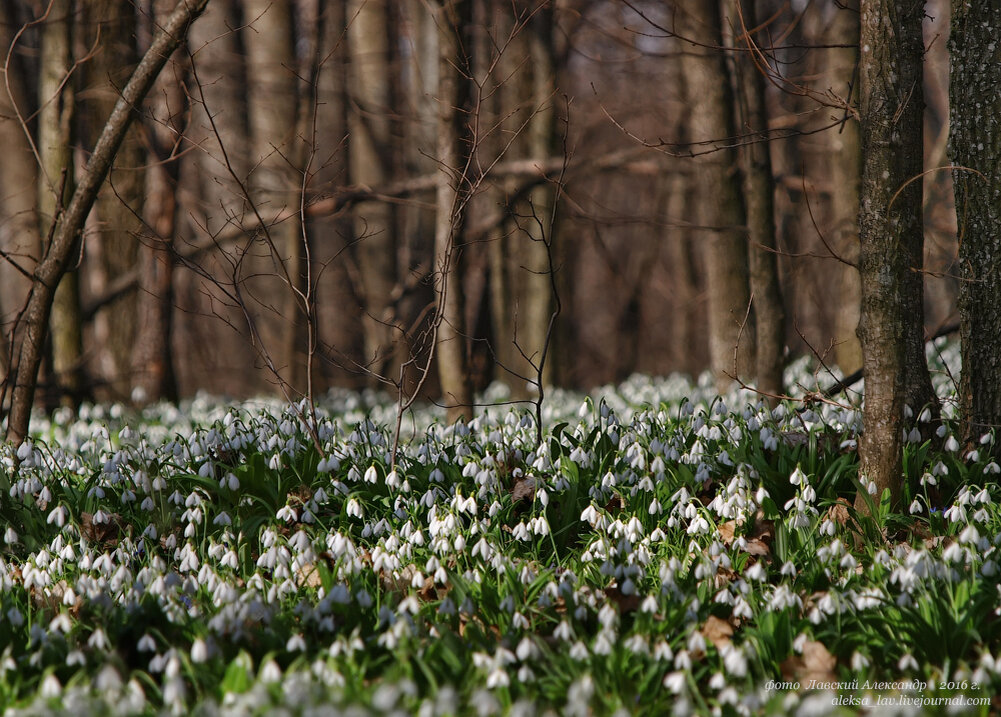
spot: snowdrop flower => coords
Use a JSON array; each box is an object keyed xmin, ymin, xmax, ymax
[
  {"xmin": 554, "ymin": 620, "xmax": 574, "ymax": 641},
  {"xmin": 39, "ymin": 674, "xmax": 62, "ymax": 699},
  {"xmin": 259, "ymin": 659, "xmax": 282, "ymax": 683},
  {"xmin": 674, "ymin": 649, "xmax": 693, "ymax": 671},
  {"xmin": 569, "ymin": 641, "xmax": 589, "ymax": 660},
  {"xmin": 898, "ymin": 653, "xmax": 919, "ymax": 671},
  {"xmin": 346, "ymin": 498, "xmax": 364, "ymax": 519},
  {"xmin": 190, "ymin": 638, "xmax": 209, "ymax": 663},
  {"xmin": 88, "ymin": 628, "xmax": 111, "ymax": 651},
  {"xmin": 664, "ymin": 671, "xmax": 686, "ymax": 694},
  {"xmin": 652, "ymin": 640, "xmax": 674, "ymax": 662},
  {"xmin": 624, "ymin": 634, "xmax": 648, "ymax": 656},
  {"xmin": 7, "ymin": 607, "xmax": 25, "ymax": 628},
  {"xmin": 47, "ymin": 505, "xmax": 68, "ymax": 527},
  {"xmin": 686, "ymin": 631, "xmax": 706, "ymax": 655},
  {"xmin": 722, "ymin": 644, "xmax": 748, "ymax": 678},
  {"xmin": 592, "ymin": 630, "xmax": 614, "ymax": 655},
  {"xmin": 945, "ymin": 435, "xmax": 960, "ymax": 452}
]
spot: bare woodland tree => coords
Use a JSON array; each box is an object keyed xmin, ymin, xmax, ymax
[
  {"xmin": 856, "ymin": 0, "xmax": 935, "ymax": 510},
  {"xmin": 5, "ymin": 0, "xmax": 210, "ymax": 444},
  {"xmin": 0, "ymin": 0, "xmax": 983, "ymax": 487},
  {"xmin": 950, "ymin": 2, "xmax": 1001, "ymax": 453},
  {"xmin": 86, "ymin": 0, "xmax": 145, "ymax": 400},
  {"xmin": 676, "ymin": 1, "xmax": 755, "ymax": 391},
  {"xmin": 38, "ymin": 0, "xmax": 84, "ymax": 407},
  {"xmin": 732, "ymin": 0, "xmax": 784, "ymax": 400},
  {"xmin": 131, "ymin": 0, "xmax": 186, "ymax": 404}
]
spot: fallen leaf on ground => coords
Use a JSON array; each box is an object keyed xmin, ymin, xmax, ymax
[{"xmin": 700, "ymin": 615, "xmax": 733, "ymax": 649}]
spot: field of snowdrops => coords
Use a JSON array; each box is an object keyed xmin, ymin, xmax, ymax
[{"xmin": 2, "ymin": 342, "xmax": 1001, "ymax": 715}]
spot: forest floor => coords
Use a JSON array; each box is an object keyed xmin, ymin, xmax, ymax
[{"xmin": 1, "ymin": 340, "xmax": 999, "ymax": 715}]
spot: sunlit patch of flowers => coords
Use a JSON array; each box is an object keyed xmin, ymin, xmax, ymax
[{"xmin": 1, "ymin": 345, "xmax": 1000, "ymax": 713}]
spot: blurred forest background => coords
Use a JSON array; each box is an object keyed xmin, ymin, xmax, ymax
[{"xmin": 0, "ymin": 0, "xmax": 959, "ymax": 414}]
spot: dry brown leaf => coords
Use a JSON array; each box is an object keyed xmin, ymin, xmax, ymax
[
  {"xmin": 700, "ymin": 615, "xmax": 734, "ymax": 649},
  {"xmin": 825, "ymin": 498, "xmax": 852, "ymax": 528},
  {"xmin": 718, "ymin": 520, "xmax": 737, "ymax": 545},
  {"xmin": 744, "ymin": 538, "xmax": 770, "ymax": 557},
  {"xmin": 605, "ymin": 585, "xmax": 642, "ymax": 613},
  {"xmin": 80, "ymin": 511, "xmax": 122, "ymax": 545},
  {"xmin": 604, "ymin": 494, "xmax": 626, "ymax": 513},
  {"xmin": 782, "ymin": 640, "xmax": 837, "ymax": 684},
  {"xmin": 714, "ymin": 566, "xmax": 737, "ymax": 589},
  {"xmin": 295, "ymin": 563, "xmax": 323, "ymax": 588},
  {"xmin": 512, "ymin": 477, "xmax": 536, "ymax": 503},
  {"xmin": 802, "ymin": 640, "xmax": 837, "ymax": 681}
]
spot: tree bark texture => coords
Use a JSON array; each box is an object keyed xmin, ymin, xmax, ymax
[
  {"xmin": 132, "ymin": 0, "xmax": 186, "ymax": 404},
  {"xmin": 507, "ymin": 7, "xmax": 558, "ymax": 396},
  {"xmin": 677, "ymin": 1, "xmax": 755, "ymax": 391},
  {"xmin": 243, "ymin": 0, "xmax": 307, "ymax": 394},
  {"xmin": 6, "ymin": 0, "xmax": 211, "ymax": 445},
  {"xmin": 824, "ymin": 3, "xmax": 865, "ymax": 375},
  {"xmin": 347, "ymin": 0, "xmax": 399, "ymax": 383},
  {"xmin": 87, "ymin": 0, "xmax": 146, "ymax": 400},
  {"xmin": 0, "ymin": 3, "xmax": 42, "ymax": 380},
  {"xmin": 434, "ymin": 0, "xmax": 474, "ymax": 422},
  {"xmin": 950, "ymin": 2, "xmax": 1001, "ymax": 450},
  {"xmin": 734, "ymin": 0, "xmax": 785, "ymax": 400},
  {"xmin": 38, "ymin": 0, "xmax": 84, "ymax": 406},
  {"xmin": 856, "ymin": 0, "xmax": 931, "ymax": 510}
]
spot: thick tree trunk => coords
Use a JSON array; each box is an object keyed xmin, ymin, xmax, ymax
[
  {"xmin": 86, "ymin": 0, "xmax": 145, "ymax": 400},
  {"xmin": 434, "ymin": 0, "xmax": 473, "ymax": 422},
  {"xmin": 677, "ymin": 1, "xmax": 754, "ymax": 391},
  {"xmin": 734, "ymin": 0, "xmax": 784, "ymax": 400},
  {"xmin": 132, "ymin": 0, "xmax": 185, "ymax": 404},
  {"xmin": 6, "ymin": 0, "xmax": 210, "ymax": 445},
  {"xmin": 347, "ymin": 0, "xmax": 399, "ymax": 383},
  {"xmin": 38, "ymin": 0, "xmax": 84, "ymax": 407},
  {"xmin": 856, "ymin": 0, "xmax": 931, "ymax": 511},
  {"xmin": 950, "ymin": 2, "xmax": 1001, "ymax": 451},
  {"xmin": 243, "ymin": 0, "xmax": 306, "ymax": 394}
]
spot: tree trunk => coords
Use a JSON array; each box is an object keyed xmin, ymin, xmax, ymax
[
  {"xmin": 6, "ymin": 0, "xmax": 211, "ymax": 445},
  {"xmin": 434, "ymin": 0, "xmax": 473, "ymax": 422},
  {"xmin": 86, "ymin": 0, "xmax": 145, "ymax": 400},
  {"xmin": 677, "ymin": 1, "xmax": 754, "ymax": 391},
  {"xmin": 347, "ymin": 0, "xmax": 399, "ymax": 383},
  {"xmin": 243, "ymin": 0, "xmax": 306, "ymax": 394},
  {"xmin": 734, "ymin": 0, "xmax": 784, "ymax": 400},
  {"xmin": 510, "ymin": 7, "xmax": 558, "ymax": 396},
  {"xmin": 825, "ymin": 2, "xmax": 864, "ymax": 375},
  {"xmin": 950, "ymin": 2, "xmax": 1001, "ymax": 451},
  {"xmin": 132, "ymin": 0, "xmax": 185, "ymax": 404},
  {"xmin": 38, "ymin": 0, "xmax": 84, "ymax": 407},
  {"xmin": 856, "ymin": 0, "xmax": 931, "ymax": 511},
  {"xmin": 0, "ymin": 3, "xmax": 42, "ymax": 383}
]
